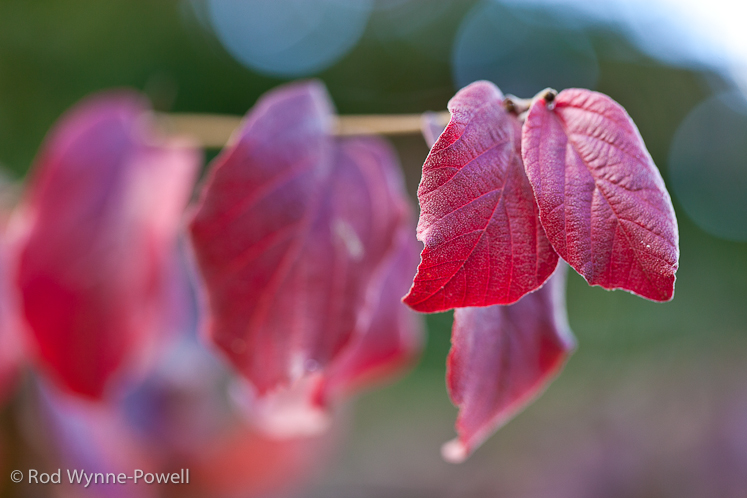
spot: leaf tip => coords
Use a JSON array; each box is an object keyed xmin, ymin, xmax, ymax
[
  {"xmin": 401, "ymin": 293, "xmax": 424, "ymax": 312},
  {"xmin": 441, "ymin": 438, "xmax": 469, "ymax": 464},
  {"xmin": 652, "ymin": 277, "xmax": 676, "ymax": 302},
  {"xmin": 401, "ymin": 290, "xmax": 446, "ymax": 314},
  {"xmin": 230, "ymin": 375, "xmax": 332, "ymax": 439}
]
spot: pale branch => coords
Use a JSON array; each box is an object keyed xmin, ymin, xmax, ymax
[{"xmin": 155, "ymin": 111, "xmax": 451, "ymax": 148}]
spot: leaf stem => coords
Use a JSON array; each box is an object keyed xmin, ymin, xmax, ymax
[
  {"xmin": 503, "ymin": 95, "xmax": 532, "ymax": 115},
  {"xmin": 505, "ymin": 89, "xmax": 558, "ymax": 121},
  {"xmin": 155, "ymin": 111, "xmax": 451, "ymax": 148}
]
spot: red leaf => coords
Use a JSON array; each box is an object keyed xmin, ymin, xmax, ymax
[
  {"xmin": 189, "ymin": 81, "xmax": 412, "ymax": 396},
  {"xmin": 522, "ymin": 89, "xmax": 679, "ymax": 301},
  {"xmin": 404, "ymin": 81, "xmax": 559, "ymax": 312},
  {"xmin": 15, "ymin": 92, "xmax": 199, "ymax": 398},
  {"xmin": 319, "ymin": 220, "xmax": 423, "ymax": 402},
  {"xmin": 443, "ymin": 265, "xmax": 574, "ymax": 463}
]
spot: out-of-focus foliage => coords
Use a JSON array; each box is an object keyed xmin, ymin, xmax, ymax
[{"xmin": 0, "ymin": 0, "xmax": 746, "ymax": 497}]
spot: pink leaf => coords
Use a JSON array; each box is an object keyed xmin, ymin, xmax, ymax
[
  {"xmin": 189, "ymin": 81, "xmax": 413, "ymax": 397},
  {"xmin": 443, "ymin": 265, "xmax": 575, "ymax": 463},
  {"xmin": 15, "ymin": 91, "xmax": 199, "ymax": 398},
  {"xmin": 522, "ymin": 89, "xmax": 679, "ymax": 301},
  {"xmin": 404, "ymin": 81, "xmax": 559, "ymax": 312}
]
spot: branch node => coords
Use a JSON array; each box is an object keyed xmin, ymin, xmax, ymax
[{"xmin": 541, "ymin": 88, "xmax": 558, "ymax": 110}]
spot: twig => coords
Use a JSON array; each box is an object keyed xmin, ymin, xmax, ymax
[{"xmin": 155, "ymin": 112, "xmax": 451, "ymax": 148}]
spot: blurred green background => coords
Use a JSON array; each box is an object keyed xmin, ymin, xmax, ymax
[{"xmin": 1, "ymin": 1, "xmax": 746, "ymax": 496}]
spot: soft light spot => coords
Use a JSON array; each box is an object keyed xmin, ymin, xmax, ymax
[
  {"xmin": 333, "ymin": 218, "xmax": 364, "ymax": 260},
  {"xmin": 441, "ymin": 438, "xmax": 468, "ymax": 464},
  {"xmin": 207, "ymin": 0, "xmax": 372, "ymax": 77}
]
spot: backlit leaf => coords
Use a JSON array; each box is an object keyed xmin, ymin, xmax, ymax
[
  {"xmin": 522, "ymin": 89, "xmax": 679, "ymax": 301},
  {"xmin": 442, "ymin": 265, "xmax": 574, "ymax": 463},
  {"xmin": 404, "ymin": 81, "xmax": 558, "ymax": 312}
]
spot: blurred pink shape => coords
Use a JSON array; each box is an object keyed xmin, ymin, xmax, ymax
[
  {"xmin": 318, "ymin": 220, "xmax": 423, "ymax": 404},
  {"xmin": 13, "ymin": 91, "xmax": 200, "ymax": 399},
  {"xmin": 189, "ymin": 81, "xmax": 422, "ymax": 435},
  {"xmin": 32, "ymin": 334, "xmax": 338, "ymax": 497},
  {"xmin": 31, "ymin": 383, "xmax": 159, "ymax": 498}
]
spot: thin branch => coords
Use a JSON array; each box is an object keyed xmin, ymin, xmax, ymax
[{"xmin": 154, "ymin": 112, "xmax": 451, "ymax": 148}]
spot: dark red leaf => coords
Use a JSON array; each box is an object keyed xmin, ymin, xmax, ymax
[
  {"xmin": 443, "ymin": 265, "xmax": 574, "ymax": 463},
  {"xmin": 15, "ymin": 92, "xmax": 199, "ymax": 398},
  {"xmin": 189, "ymin": 81, "xmax": 412, "ymax": 397},
  {"xmin": 404, "ymin": 81, "xmax": 558, "ymax": 312},
  {"xmin": 522, "ymin": 89, "xmax": 679, "ymax": 301}
]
